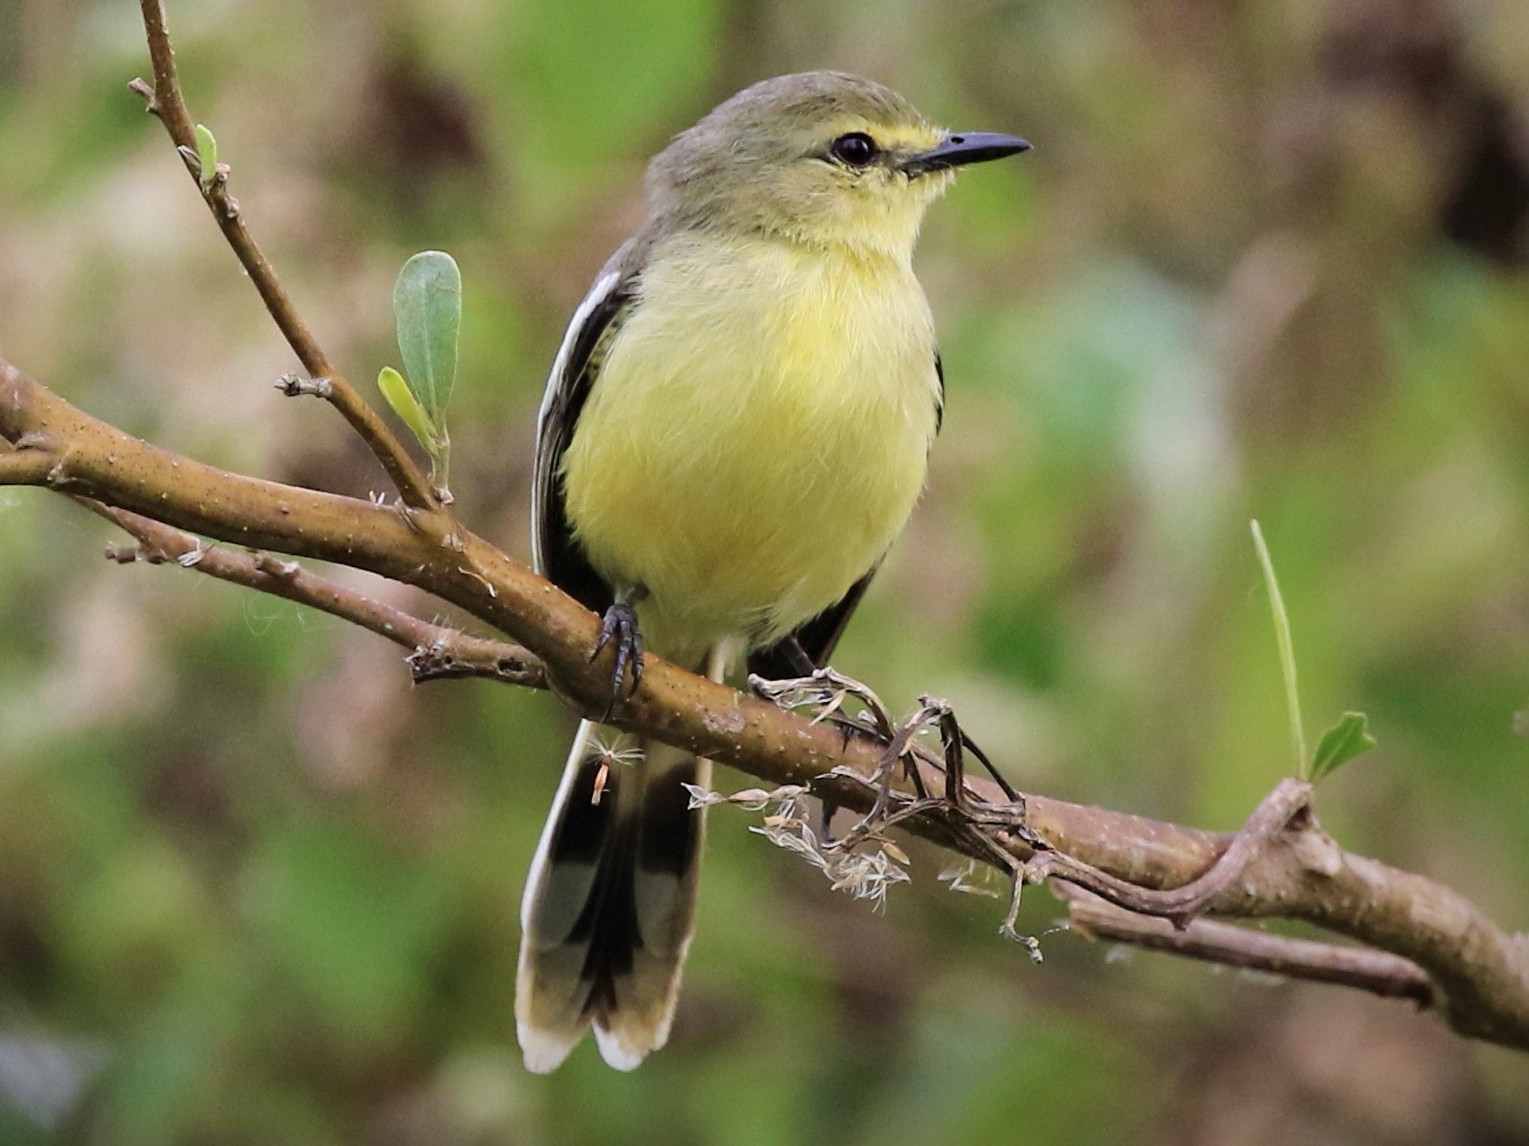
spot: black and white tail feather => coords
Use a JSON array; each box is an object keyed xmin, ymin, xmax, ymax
[{"xmin": 516, "ymin": 720, "xmax": 709, "ymax": 1072}]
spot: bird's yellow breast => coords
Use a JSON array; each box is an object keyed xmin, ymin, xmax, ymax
[{"xmin": 559, "ymin": 230, "xmax": 940, "ymax": 662}]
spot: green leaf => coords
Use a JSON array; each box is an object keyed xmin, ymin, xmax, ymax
[
  {"xmin": 376, "ymin": 366, "xmax": 435, "ymax": 450},
  {"xmin": 1251, "ymin": 520, "xmax": 1307, "ymax": 777},
  {"xmin": 193, "ymin": 122, "xmax": 218, "ymax": 190},
  {"xmin": 1310, "ymin": 712, "xmax": 1377, "ymax": 783},
  {"xmin": 392, "ymin": 251, "xmax": 461, "ymax": 424}
]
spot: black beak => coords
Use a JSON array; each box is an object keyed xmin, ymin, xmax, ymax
[{"xmin": 899, "ymin": 131, "xmax": 1031, "ymax": 176}]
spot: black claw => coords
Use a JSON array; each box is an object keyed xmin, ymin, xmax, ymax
[{"xmin": 591, "ymin": 599, "xmax": 644, "ymax": 715}]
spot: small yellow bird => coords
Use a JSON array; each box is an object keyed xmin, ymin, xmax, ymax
[{"xmin": 517, "ymin": 71, "xmax": 1028, "ymax": 1072}]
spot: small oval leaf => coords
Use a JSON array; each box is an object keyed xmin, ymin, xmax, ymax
[
  {"xmin": 1310, "ymin": 712, "xmax": 1377, "ymax": 783},
  {"xmin": 376, "ymin": 366, "xmax": 435, "ymax": 450},
  {"xmin": 392, "ymin": 250, "xmax": 461, "ymax": 423},
  {"xmin": 194, "ymin": 122, "xmax": 219, "ymax": 190}
]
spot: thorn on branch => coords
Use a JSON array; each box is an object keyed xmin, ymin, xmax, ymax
[
  {"xmin": 103, "ymin": 537, "xmax": 182, "ymax": 566},
  {"xmin": 275, "ymin": 373, "xmax": 333, "ymax": 399},
  {"xmin": 454, "ymin": 564, "xmax": 497, "ymax": 597},
  {"xmin": 104, "ymin": 541, "xmax": 151, "ymax": 564},
  {"xmin": 253, "ymin": 552, "xmax": 300, "ymax": 578},
  {"xmin": 127, "ymin": 76, "xmax": 160, "ymax": 114}
]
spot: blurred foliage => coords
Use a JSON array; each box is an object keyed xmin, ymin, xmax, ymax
[{"xmin": 2, "ymin": 0, "xmax": 1529, "ymax": 1142}]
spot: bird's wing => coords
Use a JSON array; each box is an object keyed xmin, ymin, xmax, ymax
[{"xmin": 532, "ymin": 265, "xmax": 639, "ymax": 614}]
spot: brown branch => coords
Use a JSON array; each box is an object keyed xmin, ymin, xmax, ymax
[
  {"xmin": 0, "ymin": 442, "xmax": 56, "ymax": 484},
  {"xmin": 129, "ymin": 0, "xmax": 438, "ymax": 511},
  {"xmin": 3, "ymin": 355, "xmax": 1528, "ymax": 1051},
  {"xmin": 81, "ymin": 499, "xmax": 543, "ymax": 689},
  {"xmin": 1057, "ymin": 884, "xmax": 1435, "ymax": 1006},
  {"xmin": 1019, "ymin": 791, "xmax": 1529, "ymax": 1048},
  {"xmin": 406, "ymin": 638, "xmax": 548, "ymax": 689},
  {"xmin": 1022, "ymin": 777, "xmax": 1316, "ymax": 924}
]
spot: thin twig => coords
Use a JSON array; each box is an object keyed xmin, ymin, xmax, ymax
[
  {"xmin": 275, "ymin": 372, "xmax": 333, "ymax": 399},
  {"xmin": 406, "ymin": 639, "xmax": 547, "ymax": 688},
  {"xmin": 0, "ymin": 443, "xmax": 56, "ymax": 484},
  {"xmin": 1023, "ymin": 778, "xmax": 1315, "ymax": 926},
  {"xmin": 83, "ymin": 499, "xmax": 542, "ymax": 686},
  {"xmin": 1058, "ymin": 884, "xmax": 1435, "ymax": 1006},
  {"xmin": 131, "ymin": 0, "xmax": 437, "ymax": 511}
]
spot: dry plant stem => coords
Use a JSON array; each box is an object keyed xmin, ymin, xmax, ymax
[
  {"xmin": 3, "ymin": 358, "xmax": 1528, "ymax": 1051},
  {"xmin": 130, "ymin": 0, "xmax": 436, "ymax": 511},
  {"xmin": 1058, "ymin": 884, "xmax": 1435, "ymax": 1006}
]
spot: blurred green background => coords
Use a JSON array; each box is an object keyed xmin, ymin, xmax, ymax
[{"xmin": 3, "ymin": 0, "xmax": 1529, "ymax": 1142}]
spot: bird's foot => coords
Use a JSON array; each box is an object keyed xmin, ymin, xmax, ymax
[{"xmin": 591, "ymin": 598, "xmax": 644, "ymax": 718}]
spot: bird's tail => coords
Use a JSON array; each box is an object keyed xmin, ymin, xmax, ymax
[{"xmin": 515, "ymin": 719, "xmax": 709, "ymax": 1072}]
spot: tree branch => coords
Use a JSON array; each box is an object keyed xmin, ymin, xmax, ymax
[
  {"xmin": 3, "ymin": 354, "xmax": 1527, "ymax": 1051},
  {"xmin": 1057, "ymin": 884, "xmax": 1436, "ymax": 1006},
  {"xmin": 0, "ymin": 442, "xmax": 56, "ymax": 484},
  {"xmin": 129, "ymin": 0, "xmax": 439, "ymax": 511},
  {"xmin": 81, "ymin": 499, "xmax": 545, "ymax": 690}
]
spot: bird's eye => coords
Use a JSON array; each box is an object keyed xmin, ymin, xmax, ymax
[{"xmin": 828, "ymin": 132, "xmax": 879, "ymax": 168}]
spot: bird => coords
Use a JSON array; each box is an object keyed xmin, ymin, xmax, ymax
[{"xmin": 516, "ymin": 70, "xmax": 1029, "ymax": 1073}]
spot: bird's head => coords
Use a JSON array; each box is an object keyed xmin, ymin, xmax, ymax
[{"xmin": 646, "ymin": 71, "xmax": 1029, "ymax": 261}]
